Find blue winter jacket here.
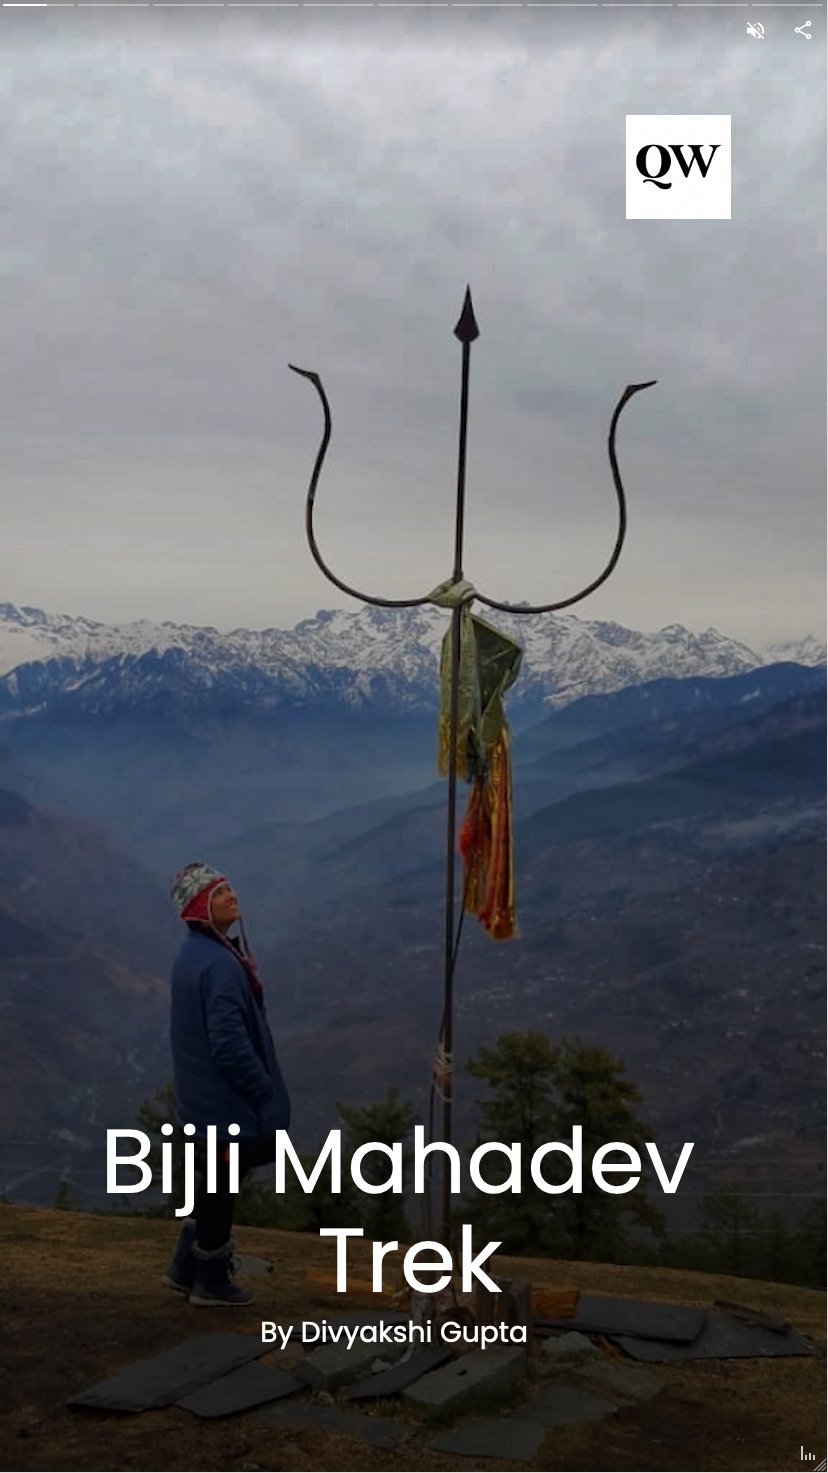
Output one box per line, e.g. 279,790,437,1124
170,928,291,1140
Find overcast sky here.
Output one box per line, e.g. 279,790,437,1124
0,12,824,648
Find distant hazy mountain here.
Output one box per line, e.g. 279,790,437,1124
254,692,825,1223
1,600,822,719
217,664,826,935
0,784,176,970
0,600,821,865
0,663,823,1217
761,635,827,667
0,786,173,1202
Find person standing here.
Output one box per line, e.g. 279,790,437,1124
164,861,290,1306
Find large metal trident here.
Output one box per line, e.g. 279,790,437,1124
290,288,655,1250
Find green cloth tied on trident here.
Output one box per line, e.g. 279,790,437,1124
429,579,522,939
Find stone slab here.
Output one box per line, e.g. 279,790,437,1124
428,1417,546,1462
403,1345,527,1412
520,1383,618,1427
712,1299,790,1333
538,1331,598,1363
255,1401,410,1448
233,1254,273,1279
296,1333,408,1392
67,1334,263,1412
296,1343,383,1392
578,1361,667,1404
177,1364,304,1418
340,1345,454,1400
614,1310,813,1362
538,1292,705,1343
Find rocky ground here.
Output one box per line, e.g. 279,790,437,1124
0,1205,824,1472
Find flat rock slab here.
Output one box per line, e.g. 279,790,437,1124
296,1333,409,1392
428,1417,546,1462
614,1310,813,1362
255,1401,410,1448
539,1293,705,1343
538,1332,598,1363
578,1361,667,1404
234,1254,273,1278
177,1364,304,1418
68,1334,263,1412
520,1383,618,1427
296,1343,382,1392
403,1345,527,1413
712,1299,790,1333
341,1346,454,1400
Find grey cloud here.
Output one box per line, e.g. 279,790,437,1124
0,18,823,647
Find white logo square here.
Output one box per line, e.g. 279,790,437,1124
626,115,731,220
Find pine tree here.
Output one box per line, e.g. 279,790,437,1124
758,1210,797,1284
665,1196,825,1288
465,1030,560,1253
52,1177,75,1211
464,1030,664,1261
790,1199,826,1288
548,1037,665,1261
695,1186,761,1277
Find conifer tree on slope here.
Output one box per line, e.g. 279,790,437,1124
465,1031,664,1260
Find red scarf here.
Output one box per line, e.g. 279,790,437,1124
219,929,264,1010
234,942,264,1010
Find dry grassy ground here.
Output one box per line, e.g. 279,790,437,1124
0,1205,824,1473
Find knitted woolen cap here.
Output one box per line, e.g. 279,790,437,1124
170,861,225,917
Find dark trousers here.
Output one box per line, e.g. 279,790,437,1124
193,1135,275,1252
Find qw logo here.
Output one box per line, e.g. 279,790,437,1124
636,142,722,190
626,116,731,220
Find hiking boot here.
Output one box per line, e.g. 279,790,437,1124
189,1242,254,1307
161,1218,197,1294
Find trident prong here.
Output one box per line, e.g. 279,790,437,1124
290,290,655,1250
288,361,655,614
287,364,434,609
476,378,657,614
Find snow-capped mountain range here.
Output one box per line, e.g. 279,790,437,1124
0,600,823,715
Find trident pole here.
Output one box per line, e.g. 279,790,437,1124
290,292,655,1258
441,288,480,1249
